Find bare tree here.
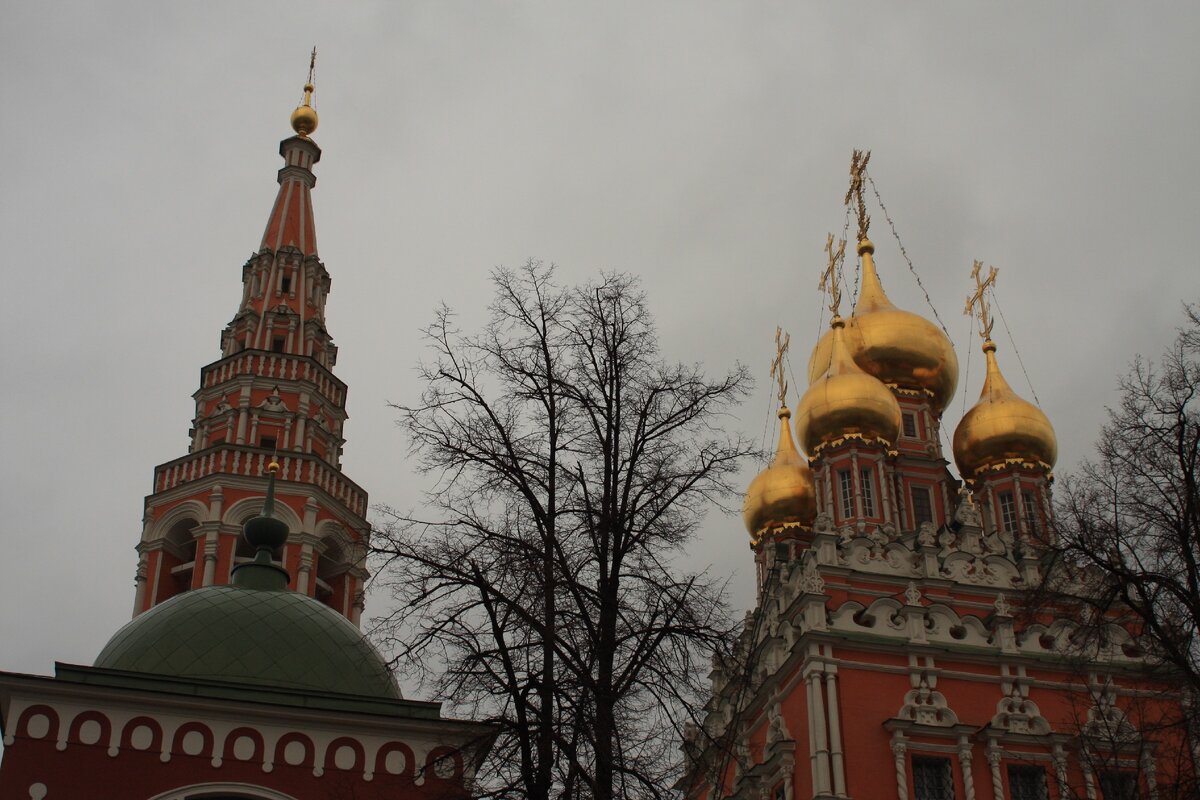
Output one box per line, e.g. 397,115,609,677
1036,302,1200,796
373,261,752,800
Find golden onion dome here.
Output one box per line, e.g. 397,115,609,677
796,315,901,457
744,406,817,541
291,83,319,137
952,339,1056,482
808,239,959,413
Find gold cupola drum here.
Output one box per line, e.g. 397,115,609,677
744,329,816,543
952,262,1057,482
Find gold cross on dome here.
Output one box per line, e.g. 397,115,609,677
964,260,999,341
770,327,791,408
308,47,317,85
819,233,847,317
844,149,872,242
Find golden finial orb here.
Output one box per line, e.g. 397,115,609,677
291,48,319,137
267,460,281,474
291,84,319,137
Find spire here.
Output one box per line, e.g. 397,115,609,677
231,460,291,591
261,51,321,256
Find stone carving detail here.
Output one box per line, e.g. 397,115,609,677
799,561,825,595
258,386,288,411
991,680,1050,735
1084,677,1137,742
898,671,959,727
904,582,924,606
766,702,790,745
954,488,982,528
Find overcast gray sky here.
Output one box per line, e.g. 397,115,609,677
3,3,1198,688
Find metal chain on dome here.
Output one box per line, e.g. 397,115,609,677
864,170,951,337
992,290,1044,406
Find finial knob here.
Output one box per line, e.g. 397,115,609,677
857,238,875,256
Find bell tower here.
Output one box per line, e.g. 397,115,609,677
132,57,370,623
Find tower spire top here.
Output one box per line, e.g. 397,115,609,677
290,47,319,137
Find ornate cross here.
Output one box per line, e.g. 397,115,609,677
308,47,317,85
964,260,999,341
819,233,847,317
770,327,791,408
844,149,872,242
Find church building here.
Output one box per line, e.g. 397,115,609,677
0,67,492,800
680,155,1190,800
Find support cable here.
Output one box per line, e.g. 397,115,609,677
991,290,1043,406
865,170,951,337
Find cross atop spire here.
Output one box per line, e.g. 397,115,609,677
770,327,791,408
844,149,872,243
820,233,847,318
964,260,999,342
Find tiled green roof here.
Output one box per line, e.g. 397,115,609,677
94,586,400,700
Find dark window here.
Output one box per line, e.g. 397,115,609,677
259,436,277,451
771,784,786,800
1098,772,1138,800
999,491,1017,533
272,337,286,353
281,276,292,293
912,755,955,800
911,486,933,526
838,470,854,518
902,412,918,438
1022,491,1039,535
860,468,876,516
1008,765,1048,800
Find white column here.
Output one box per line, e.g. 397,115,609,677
824,668,846,796
958,738,975,800
809,671,832,794
986,746,1003,800
891,737,908,800
201,532,218,586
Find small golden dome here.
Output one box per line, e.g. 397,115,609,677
796,316,901,456
291,85,319,137
952,340,1056,481
744,406,817,540
808,239,959,413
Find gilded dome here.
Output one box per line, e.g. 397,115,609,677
808,240,959,413
744,406,817,541
952,339,1056,481
291,90,319,137
796,316,901,456
94,584,400,699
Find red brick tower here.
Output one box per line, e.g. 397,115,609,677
133,68,369,623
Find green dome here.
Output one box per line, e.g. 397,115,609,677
95,585,400,700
